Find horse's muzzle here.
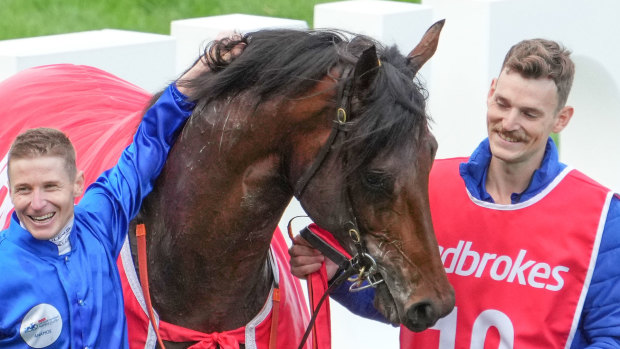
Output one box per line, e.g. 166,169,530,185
403,290,455,332
405,301,437,332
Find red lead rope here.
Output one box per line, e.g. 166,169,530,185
289,222,354,349
307,264,332,349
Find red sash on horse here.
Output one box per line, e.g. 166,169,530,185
120,226,310,349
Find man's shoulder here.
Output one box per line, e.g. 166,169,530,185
0,241,32,285
70,207,118,251
432,157,469,169
71,206,104,230
0,229,15,253
566,168,613,192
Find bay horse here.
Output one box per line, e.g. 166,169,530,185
127,20,454,347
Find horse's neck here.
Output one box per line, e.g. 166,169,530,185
143,77,338,332
142,97,293,332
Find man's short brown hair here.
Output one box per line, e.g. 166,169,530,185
501,38,575,111
8,128,77,182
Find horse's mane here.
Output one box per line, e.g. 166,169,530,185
184,28,430,174
187,29,348,102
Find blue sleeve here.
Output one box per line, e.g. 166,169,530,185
329,277,392,325
78,83,193,255
571,194,620,348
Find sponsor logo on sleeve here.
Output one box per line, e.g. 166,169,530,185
20,304,62,348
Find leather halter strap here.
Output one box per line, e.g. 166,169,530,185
293,66,353,198
291,63,382,289
300,226,351,269
290,61,390,349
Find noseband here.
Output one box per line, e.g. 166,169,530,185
293,64,383,291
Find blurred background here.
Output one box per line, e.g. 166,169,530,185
0,0,419,40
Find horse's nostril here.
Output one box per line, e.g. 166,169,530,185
406,302,436,331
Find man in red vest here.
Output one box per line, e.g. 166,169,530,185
289,38,620,348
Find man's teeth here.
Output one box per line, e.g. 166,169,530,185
499,133,518,142
32,213,54,221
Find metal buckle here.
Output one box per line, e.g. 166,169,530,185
336,107,347,124
347,252,384,292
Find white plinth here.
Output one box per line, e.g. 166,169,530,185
314,1,433,56
0,29,176,93
171,14,308,75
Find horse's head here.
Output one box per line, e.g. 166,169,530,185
294,20,454,331
173,23,453,331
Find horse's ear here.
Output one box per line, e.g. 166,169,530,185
407,19,445,75
353,45,381,94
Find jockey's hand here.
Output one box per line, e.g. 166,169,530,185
177,31,246,95
289,234,339,280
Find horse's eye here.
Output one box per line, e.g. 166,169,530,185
363,171,393,193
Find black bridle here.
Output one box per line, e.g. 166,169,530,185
292,64,353,200
292,64,385,349
293,64,384,290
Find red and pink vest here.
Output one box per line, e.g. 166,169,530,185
401,158,612,349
